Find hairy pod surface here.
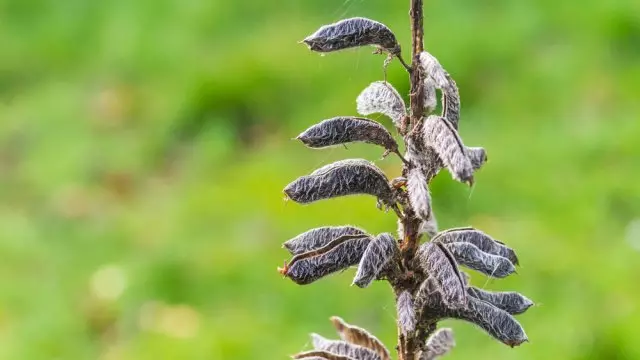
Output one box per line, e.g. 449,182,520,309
397,291,416,335
356,81,407,127
283,226,368,255
293,350,355,360
303,17,400,54
297,117,399,154
466,147,488,171
312,334,383,360
423,78,438,114
330,317,391,360
421,328,455,360
467,287,534,315
407,166,432,222
417,242,466,308
435,227,518,265
353,233,399,288
422,115,474,184
418,52,461,128
283,159,395,207
444,242,516,278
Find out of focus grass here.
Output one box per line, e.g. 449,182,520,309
0,0,639,359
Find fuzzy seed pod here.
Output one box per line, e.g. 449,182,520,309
407,166,432,222
312,334,383,360
467,287,534,315
330,317,391,360
466,147,487,171
282,236,371,285
356,81,407,127
414,276,447,320
422,115,474,184
421,328,455,360
283,226,368,255
444,242,516,278
353,233,399,288
283,159,395,207
303,17,400,54
397,291,416,335
418,52,461,128
450,297,528,347
416,242,466,308
297,117,399,155
292,350,354,360
420,213,439,238
435,227,518,265
423,78,438,114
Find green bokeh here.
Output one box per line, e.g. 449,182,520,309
0,0,639,359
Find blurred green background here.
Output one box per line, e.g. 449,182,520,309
1,0,639,359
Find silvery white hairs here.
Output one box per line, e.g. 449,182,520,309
419,51,461,129
283,226,368,255
353,233,399,288
422,115,474,185
466,287,534,315
466,146,488,171
423,78,438,114
443,242,516,278
397,291,417,335
357,81,407,127
420,328,455,360
434,227,519,265
303,17,400,55
407,166,432,222
312,333,383,360
330,317,391,360
417,242,466,309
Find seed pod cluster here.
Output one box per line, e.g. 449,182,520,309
303,17,400,54
330,317,391,360
283,226,368,255
435,227,518,265
421,328,455,360
417,242,466,308
443,242,516,278
467,287,534,315
397,291,416,335
353,233,399,288
418,51,461,129
357,81,407,127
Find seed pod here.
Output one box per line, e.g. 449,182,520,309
312,334,383,360
330,317,391,360
353,233,399,288
414,276,448,320
397,291,416,335
466,147,487,171
416,242,466,308
297,117,399,156
418,52,461,129
467,287,534,315
435,228,518,265
422,115,473,184
283,226,368,255
423,78,437,114
292,350,355,360
281,236,371,285
444,242,516,278
302,17,400,54
421,328,455,360
407,166,432,222
450,297,528,347
356,81,407,127
283,159,395,207
420,213,439,238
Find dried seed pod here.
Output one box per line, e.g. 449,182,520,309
330,317,391,360
416,242,466,308
297,117,399,156
293,350,355,360
356,81,407,127
421,328,455,360
312,334,383,360
467,287,534,315
450,297,528,347
418,52,449,88
283,159,395,207
444,242,516,278
423,78,437,114
419,52,461,128
283,226,368,255
414,276,447,320
435,228,518,265
353,233,399,288
397,291,416,335
282,236,371,285
420,213,439,238
466,147,487,171
422,115,473,184
303,17,400,54
407,166,432,221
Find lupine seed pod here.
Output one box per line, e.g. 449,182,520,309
292,350,355,360
418,52,461,129
444,242,516,278
281,236,371,285
450,297,528,347
353,233,399,288
302,17,400,54
283,226,368,255
297,117,400,156
283,159,396,207
423,78,438,114
397,291,416,335
416,242,466,308
356,81,407,127
467,287,534,315
330,317,391,360
407,166,432,222
414,276,447,320
420,213,439,238
435,227,518,265
466,147,487,171
312,334,383,360
421,328,455,360
422,115,474,184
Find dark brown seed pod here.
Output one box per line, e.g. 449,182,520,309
467,287,534,315
434,227,518,265
292,350,355,360
353,233,399,288
280,235,371,285
397,291,416,335
297,117,400,157
419,52,461,129
422,115,474,185
466,147,487,171
312,334,383,360
421,328,455,360
356,81,407,127
444,242,516,278
407,166,432,222
283,159,396,207
330,317,391,360
450,297,528,347
416,242,466,308
302,17,400,54
283,226,368,255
